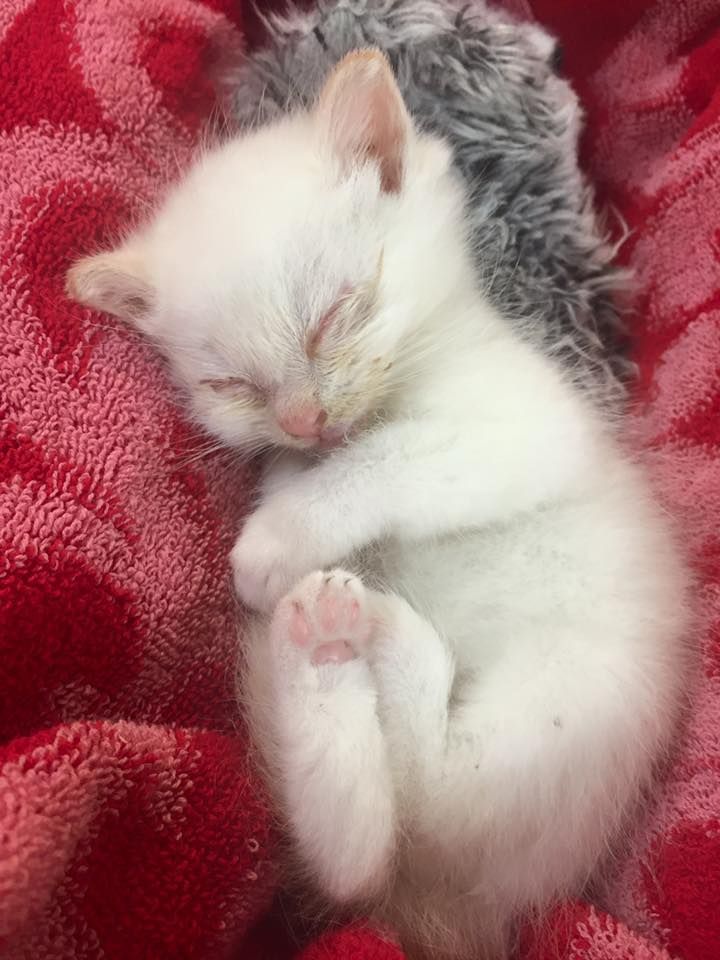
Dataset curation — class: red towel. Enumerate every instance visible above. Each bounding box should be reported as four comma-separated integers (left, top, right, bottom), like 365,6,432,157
0,1,718,958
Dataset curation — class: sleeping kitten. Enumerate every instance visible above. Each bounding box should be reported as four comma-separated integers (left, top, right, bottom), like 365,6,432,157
67,48,689,960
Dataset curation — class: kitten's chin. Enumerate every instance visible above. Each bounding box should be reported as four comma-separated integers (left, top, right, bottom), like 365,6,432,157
318,422,355,449
282,420,360,453
316,434,347,451
283,433,346,454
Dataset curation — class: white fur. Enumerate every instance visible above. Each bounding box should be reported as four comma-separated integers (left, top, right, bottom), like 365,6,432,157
67,51,690,960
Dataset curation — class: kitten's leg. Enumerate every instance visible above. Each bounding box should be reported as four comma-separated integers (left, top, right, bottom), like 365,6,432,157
368,609,668,957
258,449,311,499
232,377,597,613
365,593,455,805
233,450,311,607
355,595,492,959
244,570,397,904
356,599,552,959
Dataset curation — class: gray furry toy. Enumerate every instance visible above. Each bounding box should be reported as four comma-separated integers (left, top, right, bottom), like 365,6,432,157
232,0,629,407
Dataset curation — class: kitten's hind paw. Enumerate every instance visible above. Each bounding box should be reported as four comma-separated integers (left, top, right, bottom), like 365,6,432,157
271,569,374,665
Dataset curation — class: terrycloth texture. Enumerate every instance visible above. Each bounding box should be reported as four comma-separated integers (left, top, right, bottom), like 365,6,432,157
1,2,719,960
296,927,406,960
0,1,276,957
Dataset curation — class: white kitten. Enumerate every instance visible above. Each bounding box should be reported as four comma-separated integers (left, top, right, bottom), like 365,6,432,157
68,50,690,960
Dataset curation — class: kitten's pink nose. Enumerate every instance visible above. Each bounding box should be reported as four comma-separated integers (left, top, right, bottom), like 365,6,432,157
278,404,328,439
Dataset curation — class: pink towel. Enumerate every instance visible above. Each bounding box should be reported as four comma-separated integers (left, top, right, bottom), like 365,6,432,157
1,1,719,958
0,2,275,956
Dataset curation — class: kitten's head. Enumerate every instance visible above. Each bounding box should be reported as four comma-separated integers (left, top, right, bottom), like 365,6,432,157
67,50,468,454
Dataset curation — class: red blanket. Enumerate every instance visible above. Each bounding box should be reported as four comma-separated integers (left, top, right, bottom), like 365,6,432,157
0,1,718,958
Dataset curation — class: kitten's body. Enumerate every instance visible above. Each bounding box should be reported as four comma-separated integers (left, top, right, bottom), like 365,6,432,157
241,289,686,959
67,19,690,960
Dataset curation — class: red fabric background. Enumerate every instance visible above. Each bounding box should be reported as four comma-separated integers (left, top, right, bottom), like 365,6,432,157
0,1,718,957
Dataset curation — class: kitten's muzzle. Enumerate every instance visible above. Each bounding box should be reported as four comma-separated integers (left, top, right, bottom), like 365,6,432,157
276,402,351,447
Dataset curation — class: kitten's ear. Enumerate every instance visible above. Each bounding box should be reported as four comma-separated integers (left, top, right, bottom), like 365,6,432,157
315,49,410,195
66,244,155,332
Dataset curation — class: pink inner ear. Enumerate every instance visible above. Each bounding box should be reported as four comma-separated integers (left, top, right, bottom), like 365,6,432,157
360,81,405,194
317,50,409,196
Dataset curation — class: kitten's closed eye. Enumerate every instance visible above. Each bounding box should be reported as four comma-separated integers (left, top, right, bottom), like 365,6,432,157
306,304,340,359
202,376,265,402
306,287,352,360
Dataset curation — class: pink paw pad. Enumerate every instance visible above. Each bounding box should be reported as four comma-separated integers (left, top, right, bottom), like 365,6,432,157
317,575,360,631
312,639,355,664
289,600,311,648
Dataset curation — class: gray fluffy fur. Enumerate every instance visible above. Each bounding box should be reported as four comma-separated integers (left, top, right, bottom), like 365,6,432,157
230,0,630,407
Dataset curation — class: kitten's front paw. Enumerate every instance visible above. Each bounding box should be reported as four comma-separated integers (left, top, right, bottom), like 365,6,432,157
231,512,296,613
